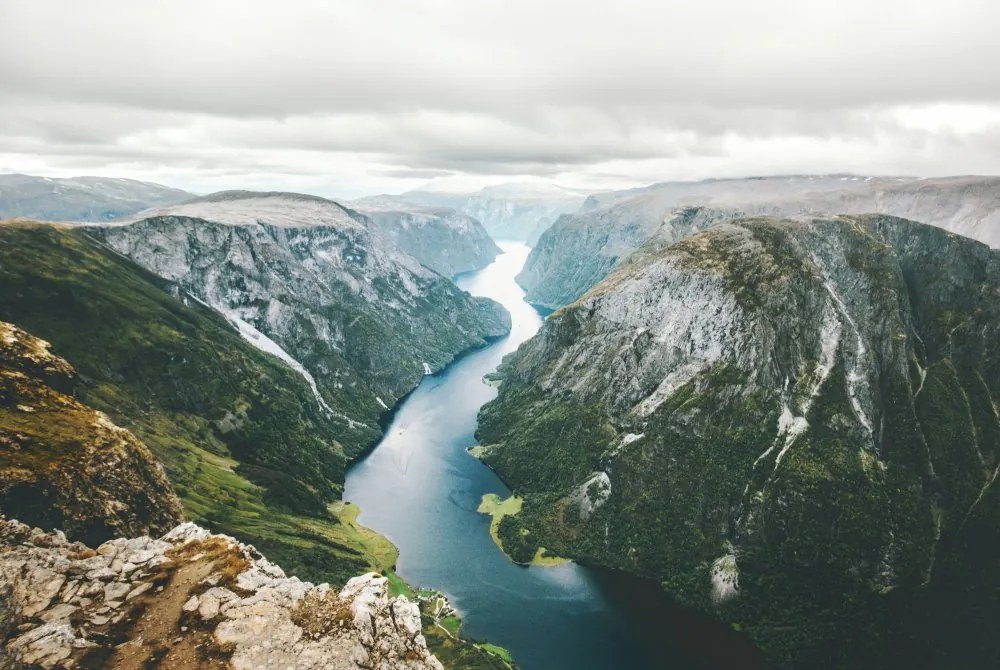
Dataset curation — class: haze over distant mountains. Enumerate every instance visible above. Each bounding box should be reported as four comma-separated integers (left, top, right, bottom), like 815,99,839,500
391,181,589,242
0,173,191,222
518,174,1000,308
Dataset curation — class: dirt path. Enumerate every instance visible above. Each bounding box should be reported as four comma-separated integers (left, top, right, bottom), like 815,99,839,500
111,557,222,670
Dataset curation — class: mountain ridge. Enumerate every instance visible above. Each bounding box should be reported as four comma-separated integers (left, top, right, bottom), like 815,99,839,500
478,213,1000,668
518,175,1000,309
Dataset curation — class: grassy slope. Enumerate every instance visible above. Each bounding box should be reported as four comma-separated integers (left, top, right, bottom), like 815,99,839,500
0,223,391,585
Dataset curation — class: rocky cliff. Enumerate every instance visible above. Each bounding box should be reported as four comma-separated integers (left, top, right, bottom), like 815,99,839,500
0,518,443,670
0,173,191,222
479,215,1000,668
88,191,511,452
518,175,1000,309
348,198,500,277
0,321,184,546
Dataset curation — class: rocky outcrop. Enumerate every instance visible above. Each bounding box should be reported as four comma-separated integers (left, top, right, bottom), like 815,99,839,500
518,175,1000,309
349,198,501,277
0,518,443,669
0,321,183,546
0,173,190,223
480,215,1000,667
87,191,511,456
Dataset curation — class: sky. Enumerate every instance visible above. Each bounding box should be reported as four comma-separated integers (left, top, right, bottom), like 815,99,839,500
1,0,999,199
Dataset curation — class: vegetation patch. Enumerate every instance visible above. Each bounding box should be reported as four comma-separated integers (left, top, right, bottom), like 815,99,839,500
477,493,523,550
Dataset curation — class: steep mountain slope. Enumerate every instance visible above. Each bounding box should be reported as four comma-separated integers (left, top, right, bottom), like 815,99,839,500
479,215,1000,668
401,182,587,241
349,196,501,276
0,321,183,545
0,173,191,222
518,175,1000,309
89,191,511,449
0,222,401,585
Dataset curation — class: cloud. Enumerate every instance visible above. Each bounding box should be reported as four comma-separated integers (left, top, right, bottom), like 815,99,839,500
1,0,999,196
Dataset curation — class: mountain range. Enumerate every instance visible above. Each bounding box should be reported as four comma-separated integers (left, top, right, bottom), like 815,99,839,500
0,173,192,222
518,175,1000,309
3,173,1000,669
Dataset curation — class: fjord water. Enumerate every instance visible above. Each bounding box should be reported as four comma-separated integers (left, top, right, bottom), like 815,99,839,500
344,241,688,670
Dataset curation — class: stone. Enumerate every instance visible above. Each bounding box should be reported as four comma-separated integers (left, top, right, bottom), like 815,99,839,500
125,583,152,601
7,621,74,668
124,549,157,565
198,594,221,620
2,521,446,670
103,582,131,602
86,567,117,581
38,604,78,623
22,573,65,618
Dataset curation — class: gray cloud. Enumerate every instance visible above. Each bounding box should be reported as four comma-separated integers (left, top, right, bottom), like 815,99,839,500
1,0,998,196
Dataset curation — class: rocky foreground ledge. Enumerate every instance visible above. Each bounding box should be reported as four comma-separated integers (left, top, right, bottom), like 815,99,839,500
0,518,443,670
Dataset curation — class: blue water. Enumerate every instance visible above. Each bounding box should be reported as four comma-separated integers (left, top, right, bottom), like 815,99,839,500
344,242,694,670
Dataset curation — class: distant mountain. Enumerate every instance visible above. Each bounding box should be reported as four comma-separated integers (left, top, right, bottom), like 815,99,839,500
517,175,1000,309
480,214,1000,668
398,181,589,242
0,173,191,222
348,196,501,276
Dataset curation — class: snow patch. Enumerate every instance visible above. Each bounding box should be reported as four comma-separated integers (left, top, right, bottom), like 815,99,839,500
423,362,433,375
376,397,389,410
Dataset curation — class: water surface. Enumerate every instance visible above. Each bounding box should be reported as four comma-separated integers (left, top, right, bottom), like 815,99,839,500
345,241,704,669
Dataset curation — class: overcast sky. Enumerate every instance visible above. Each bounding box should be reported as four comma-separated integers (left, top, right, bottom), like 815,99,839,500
1,0,999,198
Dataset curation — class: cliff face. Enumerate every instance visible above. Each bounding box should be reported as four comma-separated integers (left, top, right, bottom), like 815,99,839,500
348,199,501,277
518,175,1000,310
89,192,510,443
0,518,443,670
479,215,1000,667
0,321,183,546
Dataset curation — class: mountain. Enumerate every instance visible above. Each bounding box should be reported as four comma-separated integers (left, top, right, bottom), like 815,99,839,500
0,216,506,593
89,191,511,454
478,215,1000,668
0,173,191,222
0,224,516,670
518,175,1000,309
348,196,501,276
399,181,588,242
0,321,183,545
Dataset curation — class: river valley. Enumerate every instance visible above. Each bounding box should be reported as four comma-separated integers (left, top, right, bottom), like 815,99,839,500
345,241,707,670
